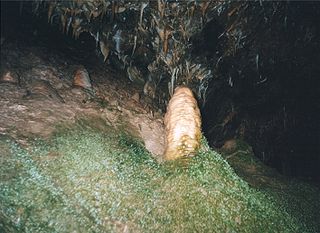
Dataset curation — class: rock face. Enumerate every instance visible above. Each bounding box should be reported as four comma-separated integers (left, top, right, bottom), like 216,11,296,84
164,86,202,161
0,38,166,161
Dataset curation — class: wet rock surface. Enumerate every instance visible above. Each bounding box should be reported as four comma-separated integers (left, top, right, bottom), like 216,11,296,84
0,40,165,159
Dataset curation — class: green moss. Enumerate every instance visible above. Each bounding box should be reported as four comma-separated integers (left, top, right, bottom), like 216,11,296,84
220,139,320,233
260,181,320,233
0,124,318,233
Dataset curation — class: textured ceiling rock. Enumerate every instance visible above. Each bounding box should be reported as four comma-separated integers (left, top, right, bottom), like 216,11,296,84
30,0,233,101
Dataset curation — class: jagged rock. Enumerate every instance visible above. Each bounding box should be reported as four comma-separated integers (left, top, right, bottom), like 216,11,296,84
126,65,144,84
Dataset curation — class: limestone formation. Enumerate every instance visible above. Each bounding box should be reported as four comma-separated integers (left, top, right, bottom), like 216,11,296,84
164,86,202,160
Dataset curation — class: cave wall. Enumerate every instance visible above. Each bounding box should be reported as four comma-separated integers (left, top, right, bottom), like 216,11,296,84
199,1,320,179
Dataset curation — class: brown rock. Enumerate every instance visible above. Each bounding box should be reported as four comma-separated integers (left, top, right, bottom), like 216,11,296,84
73,68,92,90
0,71,19,84
221,139,237,153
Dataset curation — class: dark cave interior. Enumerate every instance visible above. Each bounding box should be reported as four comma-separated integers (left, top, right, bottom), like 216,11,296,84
197,2,320,181
1,1,319,182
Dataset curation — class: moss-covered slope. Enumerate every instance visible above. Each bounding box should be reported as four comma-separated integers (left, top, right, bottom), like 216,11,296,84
0,123,318,232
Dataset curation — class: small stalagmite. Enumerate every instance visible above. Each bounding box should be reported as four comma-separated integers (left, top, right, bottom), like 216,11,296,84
73,68,92,90
164,86,202,161
99,41,110,62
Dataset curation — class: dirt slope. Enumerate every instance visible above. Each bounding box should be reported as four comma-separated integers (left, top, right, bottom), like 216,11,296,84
0,41,165,159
